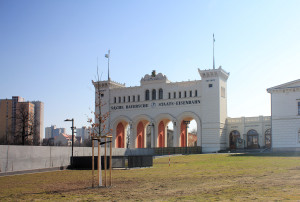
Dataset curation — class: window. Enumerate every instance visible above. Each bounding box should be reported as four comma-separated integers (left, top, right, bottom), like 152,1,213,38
173,92,176,99
184,91,187,98
128,96,130,102
118,97,121,103
159,88,163,99
145,90,150,101
101,93,104,97
298,129,300,143
168,92,171,99
190,90,192,97
123,96,125,103
209,84,213,88
179,92,181,98
195,90,198,97
114,97,116,103
298,102,300,115
152,89,156,100
138,95,140,102
221,87,226,98
133,95,135,102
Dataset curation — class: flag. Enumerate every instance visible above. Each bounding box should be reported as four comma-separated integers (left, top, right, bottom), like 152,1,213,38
105,50,110,58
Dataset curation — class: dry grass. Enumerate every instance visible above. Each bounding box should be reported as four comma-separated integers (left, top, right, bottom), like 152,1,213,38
0,152,300,201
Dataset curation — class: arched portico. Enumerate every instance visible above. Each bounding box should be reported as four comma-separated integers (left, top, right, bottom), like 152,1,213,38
177,111,202,148
154,113,177,148
132,114,152,149
112,116,131,148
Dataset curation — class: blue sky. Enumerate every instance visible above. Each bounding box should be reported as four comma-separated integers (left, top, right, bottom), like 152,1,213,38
1,0,300,134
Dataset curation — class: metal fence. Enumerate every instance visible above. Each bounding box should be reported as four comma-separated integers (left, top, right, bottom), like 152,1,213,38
154,146,202,155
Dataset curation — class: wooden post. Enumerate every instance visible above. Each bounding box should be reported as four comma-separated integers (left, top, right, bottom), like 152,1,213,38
104,136,107,187
92,139,94,188
98,140,102,187
110,137,112,186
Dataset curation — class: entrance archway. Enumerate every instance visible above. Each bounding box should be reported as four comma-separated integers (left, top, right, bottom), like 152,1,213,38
158,121,165,148
247,129,259,149
265,128,271,148
137,121,145,148
177,112,201,148
229,130,240,149
116,122,125,148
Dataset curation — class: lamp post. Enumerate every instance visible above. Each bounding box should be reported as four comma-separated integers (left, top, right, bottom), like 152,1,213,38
183,120,190,154
65,118,75,167
148,123,155,148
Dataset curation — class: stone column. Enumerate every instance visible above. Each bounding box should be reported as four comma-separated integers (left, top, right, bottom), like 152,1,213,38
129,122,135,149
172,120,178,147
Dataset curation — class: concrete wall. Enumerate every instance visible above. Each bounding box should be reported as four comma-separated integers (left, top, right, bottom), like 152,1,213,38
0,145,154,174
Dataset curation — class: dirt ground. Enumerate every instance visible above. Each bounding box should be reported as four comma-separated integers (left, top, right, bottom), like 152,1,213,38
0,153,300,201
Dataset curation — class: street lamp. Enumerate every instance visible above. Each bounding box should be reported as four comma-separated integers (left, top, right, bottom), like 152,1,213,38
183,120,190,154
64,118,75,167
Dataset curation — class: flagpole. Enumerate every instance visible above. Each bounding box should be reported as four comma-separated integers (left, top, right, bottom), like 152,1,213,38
213,34,215,69
105,50,111,147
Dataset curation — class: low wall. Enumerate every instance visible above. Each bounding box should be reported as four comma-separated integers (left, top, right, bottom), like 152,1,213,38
0,145,154,175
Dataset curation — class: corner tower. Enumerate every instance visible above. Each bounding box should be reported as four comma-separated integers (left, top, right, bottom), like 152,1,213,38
198,66,229,152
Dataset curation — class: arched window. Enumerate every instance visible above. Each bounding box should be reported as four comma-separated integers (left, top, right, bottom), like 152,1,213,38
145,90,150,101
265,128,271,148
229,130,240,149
152,89,156,100
247,129,259,149
159,88,163,99
298,129,300,144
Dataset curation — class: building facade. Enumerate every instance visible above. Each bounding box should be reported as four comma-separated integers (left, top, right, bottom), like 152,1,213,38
45,125,66,139
0,96,44,145
267,79,300,151
94,67,229,152
76,126,90,142
226,116,271,150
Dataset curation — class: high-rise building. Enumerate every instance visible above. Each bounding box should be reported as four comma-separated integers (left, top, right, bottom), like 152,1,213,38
76,126,91,141
32,101,44,143
0,96,44,145
45,125,66,139
0,99,13,144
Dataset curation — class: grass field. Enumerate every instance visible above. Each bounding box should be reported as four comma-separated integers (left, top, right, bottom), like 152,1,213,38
0,152,300,201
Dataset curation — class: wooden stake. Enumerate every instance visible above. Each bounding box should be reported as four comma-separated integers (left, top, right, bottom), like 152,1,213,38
104,136,107,187
110,137,112,186
92,139,94,188
98,140,102,187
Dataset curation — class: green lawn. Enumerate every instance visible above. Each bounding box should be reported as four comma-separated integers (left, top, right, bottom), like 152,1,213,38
0,152,300,201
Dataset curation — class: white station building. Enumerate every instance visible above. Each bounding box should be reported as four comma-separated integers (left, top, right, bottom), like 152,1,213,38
93,67,300,152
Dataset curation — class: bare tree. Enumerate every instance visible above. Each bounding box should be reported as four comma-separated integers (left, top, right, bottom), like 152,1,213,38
15,103,35,145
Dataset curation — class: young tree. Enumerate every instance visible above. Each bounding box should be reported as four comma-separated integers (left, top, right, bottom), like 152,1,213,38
88,63,112,187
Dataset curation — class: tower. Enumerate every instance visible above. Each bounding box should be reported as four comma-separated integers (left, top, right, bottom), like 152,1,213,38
198,66,229,152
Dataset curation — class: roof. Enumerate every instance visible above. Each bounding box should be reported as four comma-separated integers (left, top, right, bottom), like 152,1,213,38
267,79,300,93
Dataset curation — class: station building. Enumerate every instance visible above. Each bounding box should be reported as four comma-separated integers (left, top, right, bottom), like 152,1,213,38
93,67,299,152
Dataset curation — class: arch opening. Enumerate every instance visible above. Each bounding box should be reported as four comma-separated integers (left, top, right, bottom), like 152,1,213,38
265,128,271,149
179,118,198,147
247,129,259,149
229,130,240,150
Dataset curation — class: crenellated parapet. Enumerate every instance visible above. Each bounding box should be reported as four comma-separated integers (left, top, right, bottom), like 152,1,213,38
92,79,126,89
198,66,229,81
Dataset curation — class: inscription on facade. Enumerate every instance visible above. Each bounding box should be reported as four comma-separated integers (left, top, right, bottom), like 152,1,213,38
111,99,201,111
